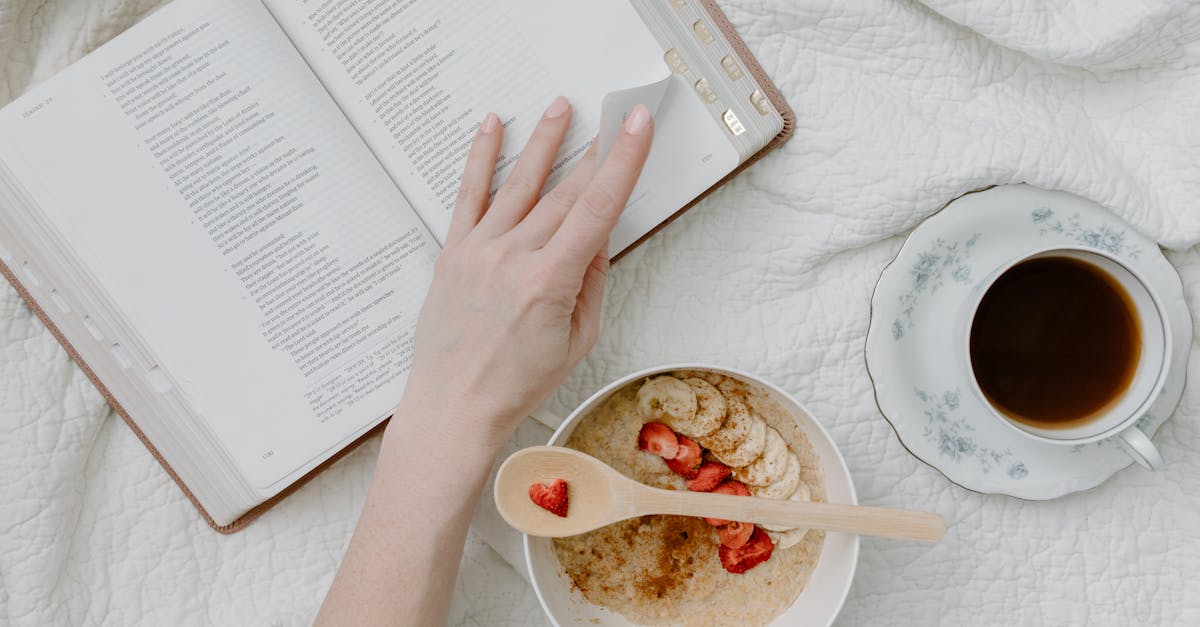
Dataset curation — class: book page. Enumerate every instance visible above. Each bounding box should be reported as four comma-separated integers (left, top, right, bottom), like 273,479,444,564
0,0,436,492
262,0,737,253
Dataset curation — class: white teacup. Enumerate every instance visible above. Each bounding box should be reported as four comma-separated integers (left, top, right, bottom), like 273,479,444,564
959,247,1169,470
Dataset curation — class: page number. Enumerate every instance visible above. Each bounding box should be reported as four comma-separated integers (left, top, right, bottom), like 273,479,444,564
21,96,54,119
261,449,275,461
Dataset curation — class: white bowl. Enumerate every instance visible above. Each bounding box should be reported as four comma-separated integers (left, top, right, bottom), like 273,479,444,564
525,364,859,626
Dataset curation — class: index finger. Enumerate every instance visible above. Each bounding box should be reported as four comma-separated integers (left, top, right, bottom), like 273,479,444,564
546,104,653,267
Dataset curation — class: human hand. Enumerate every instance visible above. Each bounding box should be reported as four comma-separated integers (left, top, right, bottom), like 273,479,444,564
399,97,654,450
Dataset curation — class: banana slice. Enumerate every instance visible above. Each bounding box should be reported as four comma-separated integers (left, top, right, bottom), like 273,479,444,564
734,427,789,486
710,410,767,468
636,376,697,431
749,452,801,500
697,397,752,451
760,480,812,533
680,377,726,437
716,376,751,401
766,526,811,549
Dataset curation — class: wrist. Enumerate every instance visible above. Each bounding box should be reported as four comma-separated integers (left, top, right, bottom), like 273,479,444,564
384,390,514,458
393,374,529,450
372,398,504,506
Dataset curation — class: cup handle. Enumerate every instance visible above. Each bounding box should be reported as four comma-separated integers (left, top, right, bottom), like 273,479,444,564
1116,424,1164,471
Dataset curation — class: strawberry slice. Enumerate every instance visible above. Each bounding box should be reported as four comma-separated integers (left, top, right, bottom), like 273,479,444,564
712,480,750,497
717,521,755,549
704,480,750,526
638,422,680,459
719,527,775,574
665,436,703,478
685,461,732,492
528,479,569,517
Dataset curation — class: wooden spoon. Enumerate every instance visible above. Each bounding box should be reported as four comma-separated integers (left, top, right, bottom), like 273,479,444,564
495,446,945,542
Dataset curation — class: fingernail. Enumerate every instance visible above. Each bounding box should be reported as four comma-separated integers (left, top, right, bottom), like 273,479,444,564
480,112,499,133
543,96,570,119
624,104,651,135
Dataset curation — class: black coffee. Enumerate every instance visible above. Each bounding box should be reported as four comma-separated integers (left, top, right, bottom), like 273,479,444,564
969,256,1141,430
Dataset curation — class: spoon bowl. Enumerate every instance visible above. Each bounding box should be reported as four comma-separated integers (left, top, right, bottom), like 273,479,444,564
495,445,625,537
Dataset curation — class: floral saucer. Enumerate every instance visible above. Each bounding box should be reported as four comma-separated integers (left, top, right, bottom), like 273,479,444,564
865,184,1191,499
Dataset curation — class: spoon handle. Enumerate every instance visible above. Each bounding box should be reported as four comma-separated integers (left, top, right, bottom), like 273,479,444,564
634,487,946,542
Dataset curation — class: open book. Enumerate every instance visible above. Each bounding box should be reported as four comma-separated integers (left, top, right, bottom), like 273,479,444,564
0,0,792,532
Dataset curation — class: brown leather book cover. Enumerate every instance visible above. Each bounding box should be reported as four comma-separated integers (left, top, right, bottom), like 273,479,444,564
0,0,794,533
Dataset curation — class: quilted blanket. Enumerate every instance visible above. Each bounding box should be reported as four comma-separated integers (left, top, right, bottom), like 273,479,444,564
3,0,1200,625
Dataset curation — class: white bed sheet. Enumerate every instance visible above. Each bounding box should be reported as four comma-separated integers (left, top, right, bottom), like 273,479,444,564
2,0,1199,624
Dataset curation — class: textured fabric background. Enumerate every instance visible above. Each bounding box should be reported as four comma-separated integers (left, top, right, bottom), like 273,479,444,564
2,0,1199,625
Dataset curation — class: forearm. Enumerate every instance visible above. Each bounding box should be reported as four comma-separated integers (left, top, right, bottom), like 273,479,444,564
316,100,652,625
315,397,507,626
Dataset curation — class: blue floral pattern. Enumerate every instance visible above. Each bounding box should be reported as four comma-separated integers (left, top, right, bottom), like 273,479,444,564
1032,208,1141,259
916,387,1028,479
893,235,979,339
